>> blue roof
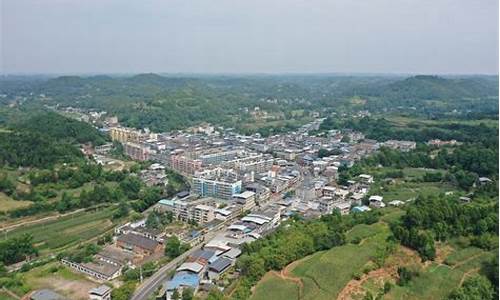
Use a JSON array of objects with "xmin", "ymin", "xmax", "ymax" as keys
[
  {"xmin": 165, "ymin": 272, "xmax": 199, "ymax": 290},
  {"xmin": 158, "ymin": 199, "xmax": 175, "ymax": 206}
]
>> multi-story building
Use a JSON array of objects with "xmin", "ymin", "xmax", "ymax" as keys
[
  {"xmin": 169, "ymin": 155, "xmax": 203, "ymax": 175},
  {"xmin": 199, "ymin": 149, "xmax": 241, "ymax": 165},
  {"xmin": 233, "ymin": 191, "xmax": 256, "ymax": 211},
  {"xmin": 193, "ymin": 204, "xmax": 215, "ymax": 224},
  {"xmin": 110, "ymin": 127, "xmax": 141, "ymax": 143},
  {"xmin": 124, "ymin": 142, "xmax": 151, "ymax": 161},
  {"xmin": 192, "ymin": 168, "xmax": 242, "ymax": 200}
]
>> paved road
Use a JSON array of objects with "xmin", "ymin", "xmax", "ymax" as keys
[{"xmin": 130, "ymin": 229, "xmax": 223, "ymax": 300}]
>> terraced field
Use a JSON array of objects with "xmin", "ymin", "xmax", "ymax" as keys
[
  {"xmin": 4, "ymin": 207, "xmax": 116, "ymax": 254},
  {"xmin": 250, "ymin": 218, "xmax": 496, "ymax": 300},
  {"xmin": 251, "ymin": 222, "xmax": 391, "ymax": 300}
]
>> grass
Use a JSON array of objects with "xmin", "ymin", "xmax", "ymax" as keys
[
  {"xmin": 385, "ymin": 263, "xmax": 463, "ymax": 300},
  {"xmin": 3, "ymin": 207, "xmax": 116, "ymax": 254},
  {"xmin": 15, "ymin": 261, "xmax": 100, "ymax": 300},
  {"xmin": 0, "ymin": 192, "xmax": 32, "ymax": 212},
  {"xmin": 374, "ymin": 181, "xmax": 459, "ymax": 202},
  {"xmin": 251, "ymin": 272, "xmax": 300, "ymax": 300},
  {"xmin": 251, "ymin": 222, "xmax": 391, "ymax": 300}
]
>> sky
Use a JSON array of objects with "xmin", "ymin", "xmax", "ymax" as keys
[{"xmin": 1, "ymin": 0, "xmax": 498, "ymax": 75}]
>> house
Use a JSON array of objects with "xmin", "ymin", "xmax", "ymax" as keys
[
  {"xmin": 478, "ymin": 177, "xmax": 493, "ymax": 185},
  {"xmin": 368, "ymin": 195, "xmax": 385, "ymax": 208},
  {"xmin": 116, "ymin": 233, "xmax": 161, "ymax": 256},
  {"xmin": 89, "ymin": 285, "xmax": 112, "ymax": 300},
  {"xmin": 358, "ymin": 174, "xmax": 374, "ymax": 184},
  {"xmin": 61, "ymin": 259, "xmax": 122, "ymax": 281},
  {"xmin": 30, "ymin": 289, "xmax": 68, "ymax": 300},
  {"xmin": 318, "ymin": 197, "xmax": 334, "ymax": 214},
  {"xmin": 459, "ymin": 196, "xmax": 472, "ymax": 203},
  {"xmin": 322, "ymin": 186, "xmax": 336, "ymax": 197},
  {"xmin": 208, "ymin": 257, "xmax": 234, "ymax": 280},
  {"xmin": 177, "ymin": 262, "xmax": 205, "ymax": 274},
  {"xmin": 165, "ymin": 271, "xmax": 200, "ymax": 299},
  {"xmin": 333, "ymin": 202, "xmax": 351, "ymax": 215}
]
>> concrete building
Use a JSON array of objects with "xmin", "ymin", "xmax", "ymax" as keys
[
  {"xmin": 233, "ymin": 191, "xmax": 256, "ymax": 210},
  {"xmin": 169, "ymin": 155, "xmax": 203, "ymax": 175},
  {"xmin": 110, "ymin": 127, "xmax": 141, "ymax": 143},
  {"xmin": 192, "ymin": 168, "xmax": 242, "ymax": 200},
  {"xmin": 124, "ymin": 142, "xmax": 151, "ymax": 161},
  {"xmin": 89, "ymin": 285, "xmax": 112, "ymax": 300},
  {"xmin": 116, "ymin": 233, "xmax": 161, "ymax": 256}
]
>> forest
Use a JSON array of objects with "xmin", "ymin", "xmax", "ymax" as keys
[{"xmin": 1, "ymin": 74, "xmax": 498, "ymax": 133}]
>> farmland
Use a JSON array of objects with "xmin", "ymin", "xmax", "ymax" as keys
[
  {"xmin": 3, "ymin": 206, "xmax": 116, "ymax": 255},
  {"xmin": 251, "ymin": 221, "xmax": 392, "ymax": 300},
  {"xmin": 250, "ymin": 210, "xmax": 497, "ymax": 300}
]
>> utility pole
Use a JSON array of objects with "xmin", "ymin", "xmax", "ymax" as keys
[{"xmin": 140, "ymin": 265, "xmax": 143, "ymax": 283}]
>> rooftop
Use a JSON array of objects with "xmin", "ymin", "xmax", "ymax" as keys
[{"xmin": 117, "ymin": 233, "xmax": 159, "ymax": 251}]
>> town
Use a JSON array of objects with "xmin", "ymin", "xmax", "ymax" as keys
[{"xmin": 17, "ymin": 106, "xmax": 430, "ymax": 300}]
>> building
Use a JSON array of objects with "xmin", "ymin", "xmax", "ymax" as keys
[
  {"xmin": 233, "ymin": 191, "xmax": 256, "ymax": 210},
  {"xmin": 89, "ymin": 285, "xmax": 112, "ymax": 300},
  {"xmin": 170, "ymin": 155, "xmax": 203, "ymax": 175},
  {"xmin": 358, "ymin": 174, "xmax": 374, "ymax": 184},
  {"xmin": 322, "ymin": 186, "xmax": 336, "ymax": 198},
  {"xmin": 110, "ymin": 127, "xmax": 141, "ymax": 143},
  {"xmin": 207, "ymin": 257, "xmax": 233, "ymax": 280},
  {"xmin": 124, "ymin": 142, "xmax": 151, "ymax": 161},
  {"xmin": 61, "ymin": 259, "xmax": 122, "ymax": 281},
  {"xmin": 193, "ymin": 204, "xmax": 216, "ymax": 224},
  {"xmin": 368, "ymin": 195, "xmax": 385, "ymax": 208},
  {"xmin": 245, "ymin": 183, "xmax": 271, "ymax": 205},
  {"xmin": 192, "ymin": 168, "xmax": 242, "ymax": 200},
  {"xmin": 116, "ymin": 233, "xmax": 161, "ymax": 256},
  {"xmin": 382, "ymin": 140, "xmax": 416, "ymax": 152},
  {"xmin": 333, "ymin": 202, "xmax": 351, "ymax": 215},
  {"xmin": 318, "ymin": 197, "xmax": 334, "ymax": 214}
]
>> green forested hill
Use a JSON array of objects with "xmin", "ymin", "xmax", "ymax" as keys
[{"xmin": 1, "ymin": 74, "xmax": 498, "ymax": 132}]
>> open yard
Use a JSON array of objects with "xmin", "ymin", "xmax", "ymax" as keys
[
  {"xmin": 3, "ymin": 207, "xmax": 116, "ymax": 254},
  {"xmin": 12, "ymin": 261, "xmax": 101, "ymax": 300}
]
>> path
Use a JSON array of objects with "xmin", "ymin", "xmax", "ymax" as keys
[{"xmin": 2, "ymin": 287, "xmax": 21, "ymax": 300}]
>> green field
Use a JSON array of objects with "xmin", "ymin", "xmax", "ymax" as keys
[
  {"xmin": 7, "ymin": 261, "xmax": 100, "ymax": 299},
  {"xmin": 250, "ymin": 273, "xmax": 300, "ymax": 300},
  {"xmin": 374, "ymin": 181, "xmax": 459, "ymax": 202},
  {"xmin": 251, "ymin": 222, "xmax": 391, "ymax": 300},
  {"xmin": 3, "ymin": 207, "xmax": 116, "ymax": 254},
  {"xmin": 0, "ymin": 192, "xmax": 33, "ymax": 212}
]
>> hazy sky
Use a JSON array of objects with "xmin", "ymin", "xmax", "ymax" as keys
[{"xmin": 1, "ymin": 0, "xmax": 498, "ymax": 74}]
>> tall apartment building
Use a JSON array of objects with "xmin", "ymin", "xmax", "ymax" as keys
[
  {"xmin": 124, "ymin": 142, "xmax": 150, "ymax": 161},
  {"xmin": 169, "ymin": 155, "xmax": 203, "ymax": 175},
  {"xmin": 110, "ymin": 127, "xmax": 141, "ymax": 143},
  {"xmin": 192, "ymin": 168, "xmax": 242, "ymax": 200}
]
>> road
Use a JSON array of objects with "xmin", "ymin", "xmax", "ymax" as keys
[
  {"xmin": 130, "ymin": 228, "xmax": 224, "ymax": 300},
  {"xmin": 132, "ymin": 166, "xmax": 306, "ymax": 300}
]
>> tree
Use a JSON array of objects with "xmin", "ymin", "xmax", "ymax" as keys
[
  {"xmin": 447, "ymin": 276, "xmax": 494, "ymax": 300},
  {"xmin": 181, "ymin": 287, "xmax": 194, "ymax": 300},
  {"xmin": 113, "ymin": 201, "xmax": 130, "ymax": 219},
  {"xmin": 206, "ymin": 288, "xmax": 224, "ymax": 300},
  {"xmin": 165, "ymin": 236, "xmax": 182, "ymax": 258},
  {"xmin": 111, "ymin": 281, "xmax": 136, "ymax": 300},
  {"xmin": 119, "ymin": 176, "xmax": 142, "ymax": 199},
  {"xmin": 171, "ymin": 289, "xmax": 180, "ymax": 300}
]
